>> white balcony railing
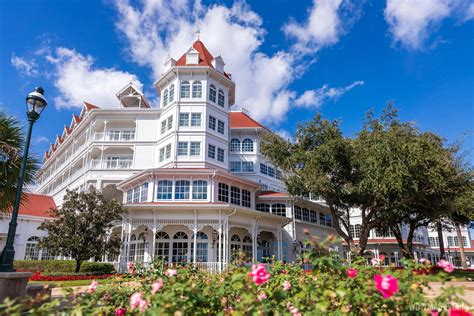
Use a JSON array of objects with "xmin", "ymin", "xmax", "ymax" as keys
[
  {"xmin": 90, "ymin": 159, "xmax": 133, "ymax": 169},
  {"xmin": 94, "ymin": 131, "xmax": 136, "ymax": 141}
]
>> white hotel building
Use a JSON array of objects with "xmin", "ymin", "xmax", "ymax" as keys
[{"xmin": 33, "ymin": 40, "xmax": 337, "ymax": 271}]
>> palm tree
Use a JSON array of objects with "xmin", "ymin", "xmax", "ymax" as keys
[{"xmin": 0, "ymin": 111, "xmax": 39, "ymax": 212}]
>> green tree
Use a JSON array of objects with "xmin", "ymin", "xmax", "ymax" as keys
[
  {"xmin": 39, "ymin": 189, "xmax": 124, "ymax": 272},
  {"xmin": 0, "ymin": 111, "xmax": 39, "ymax": 212}
]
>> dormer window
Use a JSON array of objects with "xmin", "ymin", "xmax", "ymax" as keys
[
  {"xmin": 211, "ymin": 56, "xmax": 225, "ymax": 73},
  {"xmin": 186, "ymin": 48, "xmax": 199, "ymax": 65},
  {"xmin": 209, "ymin": 84, "xmax": 216, "ymax": 103},
  {"xmin": 192, "ymin": 81, "xmax": 202, "ymax": 98},
  {"xmin": 163, "ymin": 89, "xmax": 169, "ymax": 107},
  {"xmin": 180, "ymin": 81, "xmax": 190, "ymax": 98}
]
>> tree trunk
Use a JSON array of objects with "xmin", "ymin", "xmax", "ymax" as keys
[
  {"xmin": 455, "ymin": 223, "xmax": 467, "ymax": 269},
  {"xmin": 75, "ymin": 260, "xmax": 82, "ymax": 273},
  {"xmin": 406, "ymin": 223, "xmax": 416, "ymax": 258},
  {"xmin": 391, "ymin": 225, "xmax": 410, "ymax": 258},
  {"xmin": 357, "ymin": 226, "xmax": 370, "ymax": 257},
  {"xmin": 436, "ymin": 221, "xmax": 446, "ymax": 259}
]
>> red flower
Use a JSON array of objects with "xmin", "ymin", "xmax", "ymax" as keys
[
  {"xmin": 248, "ymin": 264, "xmax": 271, "ymax": 286},
  {"xmin": 449, "ymin": 307, "xmax": 472, "ymax": 316},
  {"xmin": 346, "ymin": 268, "xmax": 358, "ymax": 278},
  {"xmin": 374, "ymin": 274, "xmax": 399, "ymax": 298}
]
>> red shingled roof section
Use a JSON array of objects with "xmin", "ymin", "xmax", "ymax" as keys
[
  {"xmin": 57, "ymin": 135, "xmax": 63, "ymax": 144},
  {"xmin": 50, "ymin": 144, "xmax": 56, "ymax": 152},
  {"xmin": 230, "ymin": 112, "xmax": 265, "ymax": 129},
  {"xmin": 73, "ymin": 115, "xmax": 81, "ymax": 124},
  {"xmin": 17, "ymin": 193, "xmax": 56, "ymax": 218},
  {"xmin": 84, "ymin": 102, "xmax": 99, "ymax": 110},
  {"xmin": 176, "ymin": 40, "xmax": 215, "ymax": 67},
  {"xmin": 65, "ymin": 126, "xmax": 73, "ymax": 134},
  {"xmin": 259, "ymin": 191, "xmax": 289, "ymax": 197}
]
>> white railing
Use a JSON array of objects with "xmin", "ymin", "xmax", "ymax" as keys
[
  {"xmin": 94, "ymin": 131, "xmax": 136, "ymax": 141},
  {"xmin": 90, "ymin": 159, "xmax": 133, "ymax": 169}
]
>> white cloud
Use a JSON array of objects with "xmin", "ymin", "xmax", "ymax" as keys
[
  {"xmin": 295, "ymin": 81, "xmax": 364, "ymax": 108},
  {"xmin": 275, "ymin": 129, "xmax": 295, "ymax": 142},
  {"xmin": 384, "ymin": 0, "xmax": 473, "ymax": 50},
  {"xmin": 46, "ymin": 48, "xmax": 142, "ymax": 109},
  {"xmin": 33, "ymin": 136, "xmax": 49, "ymax": 144},
  {"xmin": 11, "ymin": 54, "xmax": 38, "ymax": 76},
  {"xmin": 113, "ymin": 0, "xmax": 353, "ymax": 123}
]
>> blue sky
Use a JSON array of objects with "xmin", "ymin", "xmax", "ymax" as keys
[{"xmin": 0, "ymin": 0, "xmax": 473, "ymax": 163}]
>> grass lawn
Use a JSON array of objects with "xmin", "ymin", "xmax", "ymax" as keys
[{"xmin": 28, "ymin": 276, "xmax": 135, "ymax": 288}]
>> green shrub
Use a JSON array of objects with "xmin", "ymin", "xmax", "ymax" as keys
[{"xmin": 13, "ymin": 260, "xmax": 114, "ymax": 274}]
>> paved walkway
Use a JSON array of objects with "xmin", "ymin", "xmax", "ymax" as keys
[{"xmin": 425, "ymin": 282, "xmax": 474, "ymax": 306}]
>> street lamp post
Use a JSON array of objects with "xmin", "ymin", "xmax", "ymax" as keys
[{"xmin": 0, "ymin": 87, "xmax": 47, "ymax": 272}]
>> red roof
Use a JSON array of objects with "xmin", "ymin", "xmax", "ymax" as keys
[
  {"xmin": 56, "ymin": 135, "xmax": 63, "ymax": 144},
  {"xmin": 84, "ymin": 102, "xmax": 99, "ymax": 110},
  {"xmin": 175, "ymin": 40, "xmax": 231, "ymax": 79},
  {"xmin": 230, "ymin": 111, "xmax": 265, "ymax": 129},
  {"xmin": 50, "ymin": 143, "xmax": 56, "ymax": 152},
  {"xmin": 16, "ymin": 193, "xmax": 56, "ymax": 218},
  {"xmin": 73, "ymin": 114, "xmax": 81, "ymax": 124},
  {"xmin": 259, "ymin": 191, "xmax": 289, "ymax": 198},
  {"xmin": 64, "ymin": 126, "xmax": 72, "ymax": 135}
]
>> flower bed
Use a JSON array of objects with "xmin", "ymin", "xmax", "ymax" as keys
[{"xmin": 27, "ymin": 271, "xmax": 116, "ymax": 282}]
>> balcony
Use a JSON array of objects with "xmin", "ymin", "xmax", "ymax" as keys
[
  {"xmin": 90, "ymin": 159, "xmax": 133, "ymax": 169},
  {"xmin": 94, "ymin": 130, "xmax": 136, "ymax": 142}
]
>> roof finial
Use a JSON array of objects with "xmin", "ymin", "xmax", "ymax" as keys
[{"xmin": 196, "ymin": 29, "xmax": 201, "ymax": 41}]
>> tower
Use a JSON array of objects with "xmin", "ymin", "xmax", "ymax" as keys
[{"xmin": 154, "ymin": 40, "xmax": 235, "ymax": 170}]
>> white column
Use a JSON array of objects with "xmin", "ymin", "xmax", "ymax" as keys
[
  {"xmin": 394, "ymin": 252, "xmax": 399, "ymax": 266},
  {"xmin": 276, "ymin": 228, "xmax": 282, "ymax": 260},
  {"xmin": 193, "ymin": 227, "xmax": 198, "ymax": 265},
  {"xmin": 218, "ymin": 210, "xmax": 222, "ymax": 271},
  {"xmin": 151, "ymin": 226, "xmax": 157, "ymax": 260}
]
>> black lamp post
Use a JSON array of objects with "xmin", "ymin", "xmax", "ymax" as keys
[{"xmin": 0, "ymin": 87, "xmax": 47, "ymax": 272}]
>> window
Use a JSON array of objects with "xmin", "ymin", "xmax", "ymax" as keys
[
  {"xmin": 217, "ymin": 148, "xmax": 225, "ymax": 162},
  {"xmin": 192, "ymin": 81, "xmax": 202, "ymax": 98},
  {"xmin": 208, "ymin": 116, "xmax": 216, "ymax": 130},
  {"xmin": 230, "ymin": 234, "xmax": 242, "ymax": 259},
  {"xmin": 447, "ymin": 236, "xmax": 458, "ymax": 247},
  {"xmin": 128, "ymin": 234, "xmax": 136, "ymax": 262},
  {"xmin": 169, "ymin": 84, "xmax": 175, "ymax": 103},
  {"xmin": 172, "ymin": 232, "xmax": 188, "ymax": 263},
  {"xmin": 191, "ymin": 113, "xmax": 201, "ymax": 127},
  {"xmin": 260, "ymin": 163, "xmax": 268, "ymax": 175},
  {"xmin": 208, "ymin": 144, "xmax": 216, "ymax": 159},
  {"xmin": 179, "ymin": 113, "xmax": 189, "ymax": 127},
  {"xmin": 140, "ymin": 183, "xmax": 148, "ymax": 202},
  {"xmin": 135, "ymin": 233, "xmax": 147, "ymax": 262},
  {"xmin": 165, "ymin": 144, "xmax": 172, "ymax": 159},
  {"xmin": 217, "ymin": 120, "xmax": 225, "ymax": 134},
  {"xmin": 218, "ymin": 89, "xmax": 225, "ymax": 107},
  {"xmin": 462, "ymin": 236, "xmax": 468, "ymax": 247},
  {"xmin": 242, "ymin": 138, "xmax": 253, "ymax": 152},
  {"xmin": 230, "ymin": 139, "xmax": 240, "ymax": 152},
  {"xmin": 302, "ymin": 208, "xmax": 310, "ymax": 221},
  {"xmin": 175, "ymin": 180, "xmax": 190, "ymax": 199},
  {"xmin": 133, "ymin": 186, "xmax": 140, "ymax": 203},
  {"xmin": 155, "ymin": 231, "xmax": 170, "ymax": 262},
  {"xmin": 230, "ymin": 186, "xmax": 241, "ymax": 205},
  {"xmin": 256, "ymin": 203, "xmax": 270, "ymax": 213},
  {"xmin": 192, "ymin": 180, "xmax": 208, "ymax": 200},
  {"xmin": 24, "ymin": 236, "xmax": 40, "ymax": 260},
  {"xmin": 156, "ymin": 180, "xmax": 173, "ymax": 200},
  {"xmin": 268, "ymin": 167, "xmax": 275, "ymax": 178},
  {"xmin": 180, "ymin": 80, "xmax": 190, "ymax": 98},
  {"xmin": 276, "ymin": 170, "xmax": 282, "ymax": 180},
  {"xmin": 127, "ymin": 190, "xmax": 133, "ymax": 203},
  {"xmin": 161, "ymin": 120, "xmax": 166, "ymax": 134},
  {"xmin": 242, "ymin": 189, "xmax": 251, "ymax": 207},
  {"xmin": 190, "ymin": 142, "xmax": 201, "ymax": 156},
  {"xmin": 294, "ymin": 205, "xmax": 302, "ymax": 219},
  {"xmin": 191, "ymin": 232, "xmax": 208, "ymax": 262},
  {"xmin": 429, "ymin": 237, "xmax": 440, "ymax": 247},
  {"xmin": 230, "ymin": 161, "xmax": 241, "ymax": 172},
  {"xmin": 310, "ymin": 210, "xmax": 318, "ymax": 223},
  {"xmin": 159, "ymin": 148, "xmax": 165, "ymax": 162},
  {"xmin": 325, "ymin": 214, "xmax": 332, "ymax": 227},
  {"xmin": 163, "ymin": 89, "xmax": 169, "ymax": 107},
  {"xmin": 178, "ymin": 142, "xmax": 188, "ymax": 156},
  {"xmin": 167, "ymin": 116, "xmax": 173, "ymax": 130},
  {"xmin": 242, "ymin": 161, "xmax": 254, "ymax": 172},
  {"xmin": 41, "ymin": 248, "xmax": 54, "ymax": 260},
  {"xmin": 319, "ymin": 213, "xmax": 326, "ymax": 226},
  {"xmin": 354, "ymin": 224, "xmax": 361, "ymax": 238},
  {"xmin": 218, "ymin": 183, "xmax": 229, "ymax": 202},
  {"xmin": 272, "ymin": 204, "xmax": 286, "ymax": 217},
  {"xmin": 209, "ymin": 84, "xmax": 216, "ymax": 102}
]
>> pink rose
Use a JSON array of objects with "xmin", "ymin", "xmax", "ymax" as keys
[
  {"xmin": 374, "ymin": 274, "xmax": 399, "ymax": 298},
  {"xmin": 371, "ymin": 258, "xmax": 380, "ymax": 265},
  {"xmin": 88, "ymin": 280, "xmax": 99, "ymax": 293},
  {"xmin": 449, "ymin": 307, "xmax": 472, "ymax": 316},
  {"xmin": 379, "ymin": 254, "xmax": 385, "ymax": 261},
  {"xmin": 287, "ymin": 302, "xmax": 302, "ymax": 316},
  {"xmin": 127, "ymin": 262, "xmax": 136, "ymax": 274},
  {"xmin": 283, "ymin": 280, "xmax": 292, "ymax": 291},
  {"xmin": 151, "ymin": 278, "xmax": 163, "ymax": 294},
  {"xmin": 248, "ymin": 263, "xmax": 271, "ymax": 286},
  {"xmin": 166, "ymin": 268, "xmax": 177, "ymax": 277},
  {"xmin": 257, "ymin": 292, "xmax": 267, "ymax": 301},
  {"xmin": 438, "ymin": 259, "xmax": 455, "ymax": 273},
  {"xmin": 431, "ymin": 310, "xmax": 439, "ymax": 316},
  {"xmin": 130, "ymin": 292, "xmax": 149, "ymax": 312},
  {"xmin": 115, "ymin": 308, "xmax": 126, "ymax": 316},
  {"xmin": 346, "ymin": 268, "xmax": 358, "ymax": 278}
]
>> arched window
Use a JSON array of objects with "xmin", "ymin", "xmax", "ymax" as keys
[
  {"xmin": 192, "ymin": 180, "xmax": 208, "ymax": 200},
  {"xmin": 230, "ymin": 234, "xmax": 242, "ymax": 260},
  {"xmin": 155, "ymin": 231, "xmax": 170, "ymax": 262},
  {"xmin": 175, "ymin": 180, "xmax": 190, "ymax": 199},
  {"xmin": 135, "ymin": 232, "xmax": 147, "ymax": 262},
  {"xmin": 242, "ymin": 138, "xmax": 253, "ymax": 152},
  {"xmin": 209, "ymin": 84, "xmax": 216, "ymax": 102},
  {"xmin": 191, "ymin": 232, "xmax": 208, "ymax": 262},
  {"xmin": 242, "ymin": 236, "xmax": 253, "ymax": 260},
  {"xmin": 218, "ymin": 89, "xmax": 225, "ymax": 107},
  {"xmin": 25, "ymin": 236, "xmax": 40, "ymax": 260},
  {"xmin": 169, "ymin": 84, "xmax": 175, "ymax": 103},
  {"xmin": 272, "ymin": 203, "xmax": 286, "ymax": 217},
  {"xmin": 192, "ymin": 81, "xmax": 202, "ymax": 98},
  {"xmin": 128, "ymin": 234, "xmax": 137, "ymax": 262},
  {"xmin": 163, "ymin": 89, "xmax": 169, "ymax": 107},
  {"xmin": 230, "ymin": 139, "xmax": 240, "ymax": 152},
  {"xmin": 180, "ymin": 80, "xmax": 190, "ymax": 98},
  {"xmin": 156, "ymin": 180, "xmax": 173, "ymax": 200},
  {"xmin": 256, "ymin": 203, "xmax": 270, "ymax": 213},
  {"xmin": 172, "ymin": 231, "xmax": 188, "ymax": 263}
]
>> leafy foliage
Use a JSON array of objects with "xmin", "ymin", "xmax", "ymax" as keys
[{"xmin": 38, "ymin": 190, "xmax": 124, "ymax": 272}]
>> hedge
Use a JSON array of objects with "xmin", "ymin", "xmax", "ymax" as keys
[{"xmin": 13, "ymin": 260, "xmax": 115, "ymax": 274}]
